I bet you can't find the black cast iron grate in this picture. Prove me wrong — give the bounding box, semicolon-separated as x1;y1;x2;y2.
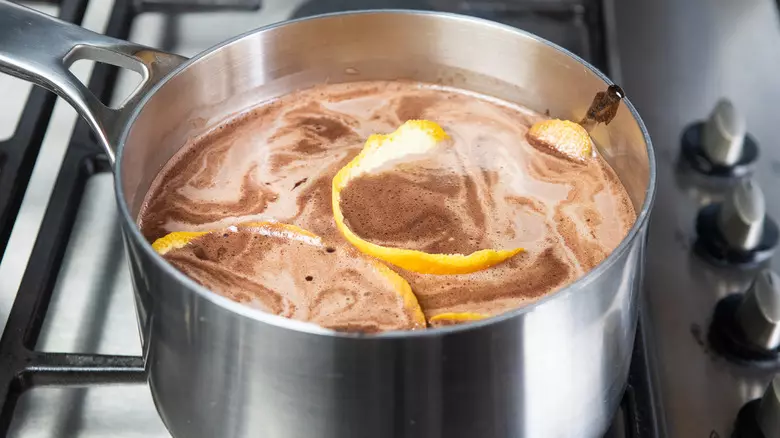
0;1;144;435
0;0;654;437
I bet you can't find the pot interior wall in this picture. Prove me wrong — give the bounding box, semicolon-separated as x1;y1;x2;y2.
120;11;650;224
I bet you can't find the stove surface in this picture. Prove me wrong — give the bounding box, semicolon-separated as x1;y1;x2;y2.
0;0;655;437
614;0;780;437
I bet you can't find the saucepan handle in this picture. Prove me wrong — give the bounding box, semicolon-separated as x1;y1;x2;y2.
0;0;187;165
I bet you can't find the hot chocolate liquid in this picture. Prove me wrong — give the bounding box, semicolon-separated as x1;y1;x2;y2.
138;81;636;330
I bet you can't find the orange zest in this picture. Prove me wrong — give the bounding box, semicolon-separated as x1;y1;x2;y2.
332;119;523;275
151;221;426;327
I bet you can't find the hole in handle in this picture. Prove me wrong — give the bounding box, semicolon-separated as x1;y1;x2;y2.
65;45;148;110
68;59;143;110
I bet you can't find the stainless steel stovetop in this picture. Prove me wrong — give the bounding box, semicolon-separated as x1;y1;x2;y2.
614;0;780;436
1;0;780;437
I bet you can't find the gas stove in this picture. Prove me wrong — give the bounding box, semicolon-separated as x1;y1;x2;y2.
0;0;774;437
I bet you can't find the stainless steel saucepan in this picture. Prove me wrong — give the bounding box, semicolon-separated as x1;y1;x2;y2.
0;2;656;437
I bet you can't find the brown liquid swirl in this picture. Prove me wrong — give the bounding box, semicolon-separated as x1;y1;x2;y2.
162;226;422;332
139;81;636;328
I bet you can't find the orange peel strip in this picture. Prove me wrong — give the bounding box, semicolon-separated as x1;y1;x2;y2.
332;120;524;275
150;221;426;327
151;222;321;255
151;230;210;255
429;312;488;326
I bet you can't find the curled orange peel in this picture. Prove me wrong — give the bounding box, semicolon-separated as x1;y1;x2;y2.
332;120;524;275
151;221;426;327
526;119;592;162
151;230;209;255
150;222;321;255
429;312;488;326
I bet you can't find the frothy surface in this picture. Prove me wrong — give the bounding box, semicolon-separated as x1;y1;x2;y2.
139;81;636;325
162;224;423;332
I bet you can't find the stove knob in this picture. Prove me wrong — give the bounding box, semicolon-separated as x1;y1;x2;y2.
736;270;780;350
695;179;779;266
719;179;766;252
757;376;780;438
680;99;759;177
703;99;747;167
733;376;780;438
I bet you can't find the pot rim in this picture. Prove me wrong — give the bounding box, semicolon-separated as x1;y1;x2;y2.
114;9;657;339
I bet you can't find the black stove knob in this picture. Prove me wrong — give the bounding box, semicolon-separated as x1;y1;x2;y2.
733;376;780;438
680;99;759;177
695;180;779;267
709;270;780;368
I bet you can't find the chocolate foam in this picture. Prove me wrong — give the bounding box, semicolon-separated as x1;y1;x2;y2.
163;225;422;332
139;81;636;327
